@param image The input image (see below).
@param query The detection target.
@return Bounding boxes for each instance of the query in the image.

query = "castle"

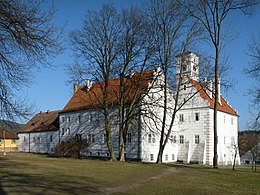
[18,52,240,165]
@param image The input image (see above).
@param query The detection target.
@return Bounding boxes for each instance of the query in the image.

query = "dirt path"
[98,166,180,194]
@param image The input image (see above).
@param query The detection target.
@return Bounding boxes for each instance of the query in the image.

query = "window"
[127,133,132,143]
[231,136,235,145]
[173,135,177,143]
[195,135,200,144]
[195,113,199,121]
[67,128,70,135]
[182,64,187,71]
[179,135,184,144]
[165,154,168,161]
[224,136,226,145]
[33,137,36,143]
[184,85,187,90]
[88,134,95,143]
[170,135,174,143]
[67,116,70,122]
[172,154,175,160]
[150,154,154,161]
[37,137,40,143]
[50,135,53,142]
[148,134,155,143]
[89,114,93,122]
[179,114,184,122]
[102,133,107,143]
[77,115,81,123]
[231,118,234,125]
[224,115,226,123]
[61,128,64,136]
[0,139,2,144]
[61,117,65,123]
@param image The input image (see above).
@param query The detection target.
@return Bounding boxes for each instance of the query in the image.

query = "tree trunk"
[232,152,237,170]
[213,46,219,169]
[104,75,117,162]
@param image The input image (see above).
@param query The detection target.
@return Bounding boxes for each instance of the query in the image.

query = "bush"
[53,135,88,159]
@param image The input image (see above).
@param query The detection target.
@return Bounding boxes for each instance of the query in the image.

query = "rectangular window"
[67,128,70,135]
[231,118,234,125]
[165,154,168,161]
[61,117,65,123]
[102,133,107,143]
[127,133,132,143]
[148,134,155,143]
[77,115,81,123]
[150,154,154,161]
[173,135,177,143]
[89,114,93,122]
[37,137,40,143]
[61,128,64,136]
[195,135,200,144]
[172,154,175,160]
[33,137,36,143]
[67,116,70,122]
[195,113,199,121]
[88,134,95,143]
[179,135,184,144]
[179,114,184,122]
[50,135,53,142]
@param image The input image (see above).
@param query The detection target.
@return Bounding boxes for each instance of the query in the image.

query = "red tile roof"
[60,70,154,113]
[0,126,18,139]
[190,79,238,116]
[19,111,59,133]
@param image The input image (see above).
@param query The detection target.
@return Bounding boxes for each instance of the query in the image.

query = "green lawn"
[0,153,259,195]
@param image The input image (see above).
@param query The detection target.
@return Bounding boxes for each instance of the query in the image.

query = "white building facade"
[18,52,240,165]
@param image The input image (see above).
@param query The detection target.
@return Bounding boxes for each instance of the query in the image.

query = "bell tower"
[176,51,199,82]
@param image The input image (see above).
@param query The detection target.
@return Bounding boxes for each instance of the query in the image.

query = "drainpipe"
[3,130,6,155]
[29,133,31,153]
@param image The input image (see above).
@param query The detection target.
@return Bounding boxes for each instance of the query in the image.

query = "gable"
[190,79,238,116]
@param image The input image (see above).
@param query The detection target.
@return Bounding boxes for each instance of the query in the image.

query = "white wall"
[18,131,59,153]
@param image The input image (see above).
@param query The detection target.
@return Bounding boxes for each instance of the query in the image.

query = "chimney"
[217,76,222,105]
[74,83,79,93]
[86,80,92,91]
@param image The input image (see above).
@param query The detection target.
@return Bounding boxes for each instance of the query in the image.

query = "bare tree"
[145,0,202,164]
[69,4,122,161]
[245,31,260,122]
[0,0,62,121]
[186,0,257,168]
[116,7,155,161]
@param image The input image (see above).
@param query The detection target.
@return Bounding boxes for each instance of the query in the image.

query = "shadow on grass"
[0,156,102,195]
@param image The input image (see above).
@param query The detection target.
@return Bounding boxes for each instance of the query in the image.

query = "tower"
[176,51,199,82]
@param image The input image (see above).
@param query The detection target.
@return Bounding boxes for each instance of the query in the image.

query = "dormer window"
[182,64,187,72]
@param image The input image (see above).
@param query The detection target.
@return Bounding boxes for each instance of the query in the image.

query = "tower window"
[195,135,200,144]
[179,135,184,144]
[184,85,187,90]
[179,114,184,122]
[195,113,199,121]
[182,64,187,71]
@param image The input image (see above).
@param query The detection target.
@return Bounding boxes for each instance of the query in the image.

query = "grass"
[0,153,259,195]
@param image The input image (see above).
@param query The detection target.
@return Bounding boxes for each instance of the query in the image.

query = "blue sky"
[21,0,260,130]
